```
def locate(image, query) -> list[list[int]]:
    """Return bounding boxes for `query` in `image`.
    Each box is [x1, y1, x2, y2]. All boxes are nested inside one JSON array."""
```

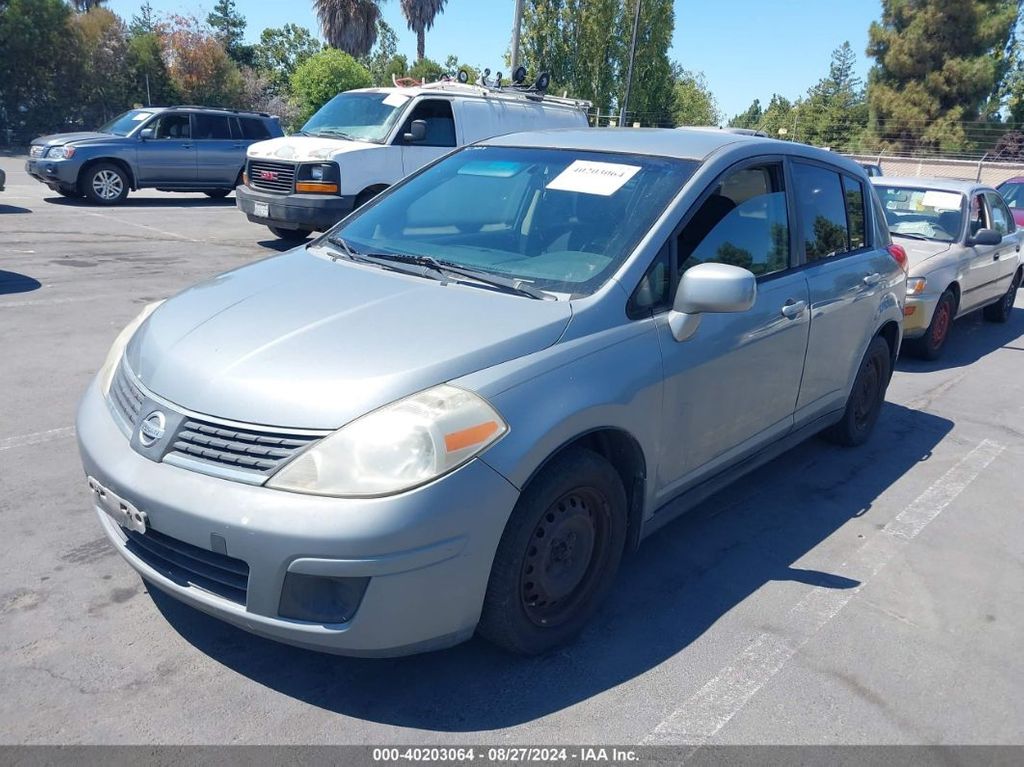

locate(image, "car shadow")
[[149, 402, 952, 732], [0, 204, 31, 215], [897, 294, 1024, 373], [43, 195, 237, 208], [0, 270, 42, 295]]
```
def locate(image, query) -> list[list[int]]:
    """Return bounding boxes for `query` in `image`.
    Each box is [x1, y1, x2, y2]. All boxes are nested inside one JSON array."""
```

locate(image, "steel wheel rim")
[[92, 170, 123, 200], [520, 487, 609, 628], [931, 300, 951, 347]]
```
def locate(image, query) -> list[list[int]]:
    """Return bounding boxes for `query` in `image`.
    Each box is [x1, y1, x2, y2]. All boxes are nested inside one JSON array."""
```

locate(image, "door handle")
[[180, 144, 193, 150], [781, 299, 806, 319], [862, 272, 882, 286]]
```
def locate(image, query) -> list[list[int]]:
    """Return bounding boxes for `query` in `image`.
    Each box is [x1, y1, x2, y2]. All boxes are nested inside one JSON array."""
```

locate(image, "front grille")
[[110, 360, 145, 428], [124, 527, 249, 604], [247, 160, 296, 193], [168, 419, 321, 475]]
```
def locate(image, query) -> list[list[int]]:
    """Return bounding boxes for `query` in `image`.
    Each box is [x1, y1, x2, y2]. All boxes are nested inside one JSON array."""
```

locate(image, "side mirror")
[[403, 119, 427, 143], [139, 128, 155, 141], [668, 262, 757, 342], [971, 228, 1002, 246]]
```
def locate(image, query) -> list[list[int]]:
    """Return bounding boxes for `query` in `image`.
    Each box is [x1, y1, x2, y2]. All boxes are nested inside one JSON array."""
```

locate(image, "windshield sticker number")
[[546, 160, 641, 196], [921, 190, 962, 211], [132, 112, 153, 121], [383, 93, 411, 108]]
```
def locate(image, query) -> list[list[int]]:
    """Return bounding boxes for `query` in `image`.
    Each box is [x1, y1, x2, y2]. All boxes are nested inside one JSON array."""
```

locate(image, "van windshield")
[[301, 92, 407, 143], [329, 146, 697, 298]]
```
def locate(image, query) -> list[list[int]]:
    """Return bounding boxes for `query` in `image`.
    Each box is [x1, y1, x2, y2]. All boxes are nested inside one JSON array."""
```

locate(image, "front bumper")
[[901, 293, 939, 339], [25, 157, 79, 188], [76, 377, 519, 656], [236, 185, 355, 232]]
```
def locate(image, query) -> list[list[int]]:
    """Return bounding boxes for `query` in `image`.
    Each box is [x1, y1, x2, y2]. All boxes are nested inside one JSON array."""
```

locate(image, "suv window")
[[192, 113, 232, 139], [150, 113, 191, 139], [985, 191, 1014, 235], [792, 162, 850, 261], [400, 99, 456, 147], [842, 175, 867, 250], [239, 117, 271, 141], [677, 164, 790, 277]]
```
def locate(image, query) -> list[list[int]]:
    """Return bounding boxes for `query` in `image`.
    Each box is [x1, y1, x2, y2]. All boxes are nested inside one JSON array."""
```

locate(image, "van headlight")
[[98, 301, 164, 395], [266, 384, 508, 497]]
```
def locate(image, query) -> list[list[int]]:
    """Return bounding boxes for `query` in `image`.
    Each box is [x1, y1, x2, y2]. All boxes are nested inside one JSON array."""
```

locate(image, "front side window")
[[792, 162, 849, 260], [985, 192, 1014, 235], [301, 92, 406, 143], [332, 146, 696, 298], [969, 193, 988, 237], [399, 99, 456, 147], [676, 164, 790, 277], [874, 185, 966, 243], [150, 114, 191, 140]]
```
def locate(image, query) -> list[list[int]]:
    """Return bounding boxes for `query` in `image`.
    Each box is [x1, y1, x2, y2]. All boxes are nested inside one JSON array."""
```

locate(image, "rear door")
[[397, 98, 457, 175], [792, 162, 895, 422], [192, 113, 243, 186], [983, 190, 1021, 301], [136, 112, 197, 184]]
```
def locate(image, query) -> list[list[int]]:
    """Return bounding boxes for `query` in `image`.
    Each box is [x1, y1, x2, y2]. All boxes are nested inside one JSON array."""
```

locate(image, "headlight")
[[310, 165, 325, 181], [906, 277, 927, 296], [47, 145, 74, 159], [267, 384, 508, 497], [30, 145, 45, 158], [98, 301, 164, 395]]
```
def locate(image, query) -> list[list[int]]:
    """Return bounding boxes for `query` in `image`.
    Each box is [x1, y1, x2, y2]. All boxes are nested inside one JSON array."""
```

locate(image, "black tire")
[[204, 189, 232, 199], [478, 448, 627, 655], [907, 288, 956, 360], [824, 335, 892, 447], [983, 269, 1021, 323], [56, 185, 83, 198], [80, 162, 129, 205], [355, 187, 384, 208], [268, 225, 312, 241]]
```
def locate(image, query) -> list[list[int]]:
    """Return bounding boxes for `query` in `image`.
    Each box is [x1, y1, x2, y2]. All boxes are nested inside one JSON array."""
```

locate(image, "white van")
[[235, 82, 591, 241]]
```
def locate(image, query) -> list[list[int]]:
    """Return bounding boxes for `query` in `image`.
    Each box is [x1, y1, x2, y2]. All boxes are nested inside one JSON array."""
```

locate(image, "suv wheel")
[[204, 189, 232, 199], [823, 335, 892, 447], [908, 288, 956, 360], [983, 270, 1021, 323], [478, 448, 627, 655], [268, 226, 311, 241], [81, 163, 129, 205], [56, 185, 83, 199]]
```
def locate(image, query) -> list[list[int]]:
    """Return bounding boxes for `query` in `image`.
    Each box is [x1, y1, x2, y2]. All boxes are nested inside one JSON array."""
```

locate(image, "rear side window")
[[676, 164, 790, 277], [842, 175, 867, 250], [792, 162, 849, 261], [239, 118, 272, 140], [192, 114, 232, 139]]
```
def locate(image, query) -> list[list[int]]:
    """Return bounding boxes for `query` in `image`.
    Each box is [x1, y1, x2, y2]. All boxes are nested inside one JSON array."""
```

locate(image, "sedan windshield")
[[98, 109, 155, 136], [329, 146, 696, 298], [301, 92, 406, 143], [874, 185, 965, 243]]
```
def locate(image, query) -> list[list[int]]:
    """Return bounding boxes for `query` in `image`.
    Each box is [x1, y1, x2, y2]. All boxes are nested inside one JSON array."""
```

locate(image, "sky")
[[104, 0, 883, 121]]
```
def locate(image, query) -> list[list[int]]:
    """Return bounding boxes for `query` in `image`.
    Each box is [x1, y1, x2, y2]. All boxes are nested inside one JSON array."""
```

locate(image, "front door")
[[136, 113, 197, 184], [653, 160, 810, 501], [960, 192, 1006, 311], [398, 99, 457, 175]]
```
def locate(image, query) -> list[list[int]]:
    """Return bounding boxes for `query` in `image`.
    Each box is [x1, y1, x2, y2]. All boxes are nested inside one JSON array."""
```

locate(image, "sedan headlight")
[[98, 301, 164, 395], [906, 277, 927, 296], [267, 384, 508, 497], [46, 145, 75, 159]]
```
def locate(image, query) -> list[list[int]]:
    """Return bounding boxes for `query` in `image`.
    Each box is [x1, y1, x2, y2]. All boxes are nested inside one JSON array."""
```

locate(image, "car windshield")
[[300, 92, 407, 143], [328, 146, 697, 298], [874, 185, 965, 243], [998, 181, 1024, 209], [98, 109, 156, 136]]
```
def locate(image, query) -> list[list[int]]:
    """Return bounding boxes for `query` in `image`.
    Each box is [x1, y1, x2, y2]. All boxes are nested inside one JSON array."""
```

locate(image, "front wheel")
[[983, 270, 1021, 323], [204, 189, 232, 199], [267, 225, 312, 241], [823, 335, 892, 447], [80, 162, 129, 205], [478, 448, 627, 655], [907, 288, 956, 360], [56, 185, 83, 198]]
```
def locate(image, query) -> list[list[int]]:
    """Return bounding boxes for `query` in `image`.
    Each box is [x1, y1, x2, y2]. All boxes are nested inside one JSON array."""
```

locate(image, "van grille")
[[123, 527, 249, 605], [168, 419, 321, 475], [247, 160, 295, 193], [109, 361, 145, 429]]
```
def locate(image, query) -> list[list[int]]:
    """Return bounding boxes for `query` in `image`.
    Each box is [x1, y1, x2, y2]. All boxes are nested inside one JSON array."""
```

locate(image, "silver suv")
[[77, 129, 907, 657]]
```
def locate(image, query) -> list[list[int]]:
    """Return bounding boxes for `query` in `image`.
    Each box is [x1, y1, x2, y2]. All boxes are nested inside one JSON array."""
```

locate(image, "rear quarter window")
[[239, 118, 272, 140]]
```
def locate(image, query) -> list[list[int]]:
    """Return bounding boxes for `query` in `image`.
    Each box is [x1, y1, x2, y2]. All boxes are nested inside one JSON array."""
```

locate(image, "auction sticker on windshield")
[[546, 160, 641, 196]]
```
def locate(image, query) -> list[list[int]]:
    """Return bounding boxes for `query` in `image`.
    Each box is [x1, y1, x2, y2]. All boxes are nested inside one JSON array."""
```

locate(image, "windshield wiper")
[[315, 129, 357, 140], [892, 232, 931, 241]]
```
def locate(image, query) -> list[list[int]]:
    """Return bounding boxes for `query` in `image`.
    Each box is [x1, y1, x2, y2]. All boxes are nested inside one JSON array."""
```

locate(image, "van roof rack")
[[391, 72, 592, 110]]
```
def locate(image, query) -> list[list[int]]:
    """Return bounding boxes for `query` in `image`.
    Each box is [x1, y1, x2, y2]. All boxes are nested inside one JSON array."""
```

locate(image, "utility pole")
[[619, 0, 642, 127], [511, 0, 524, 72], [145, 73, 152, 107]]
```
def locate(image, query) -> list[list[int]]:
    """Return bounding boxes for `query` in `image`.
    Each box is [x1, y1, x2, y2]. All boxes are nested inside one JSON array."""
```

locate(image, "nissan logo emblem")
[[138, 411, 167, 447]]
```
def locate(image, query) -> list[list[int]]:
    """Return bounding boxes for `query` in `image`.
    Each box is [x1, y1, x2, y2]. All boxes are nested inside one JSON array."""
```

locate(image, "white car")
[[236, 81, 591, 241]]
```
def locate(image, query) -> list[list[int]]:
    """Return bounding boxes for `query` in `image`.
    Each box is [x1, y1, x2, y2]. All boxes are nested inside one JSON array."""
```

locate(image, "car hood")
[[32, 132, 120, 147], [126, 248, 572, 429], [246, 135, 377, 162], [895, 238, 953, 270]]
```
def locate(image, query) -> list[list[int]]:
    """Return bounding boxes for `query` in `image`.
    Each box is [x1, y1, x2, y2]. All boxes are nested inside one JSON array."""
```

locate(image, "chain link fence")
[[844, 153, 1024, 186]]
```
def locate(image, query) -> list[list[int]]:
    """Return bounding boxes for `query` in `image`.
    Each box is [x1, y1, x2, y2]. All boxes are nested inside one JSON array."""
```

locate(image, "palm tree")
[[400, 0, 447, 62], [314, 0, 383, 58]]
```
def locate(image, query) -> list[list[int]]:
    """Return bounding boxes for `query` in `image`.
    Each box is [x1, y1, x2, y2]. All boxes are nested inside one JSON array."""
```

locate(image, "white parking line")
[[86, 211, 203, 243], [644, 438, 1005, 752], [0, 426, 76, 452], [0, 295, 96, 309]]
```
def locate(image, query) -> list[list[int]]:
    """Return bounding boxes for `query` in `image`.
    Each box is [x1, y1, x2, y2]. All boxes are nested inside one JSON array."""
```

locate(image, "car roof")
[[146, 105, 273, 118], [480, 127, 849, 163], [870, 176, 985, 194]]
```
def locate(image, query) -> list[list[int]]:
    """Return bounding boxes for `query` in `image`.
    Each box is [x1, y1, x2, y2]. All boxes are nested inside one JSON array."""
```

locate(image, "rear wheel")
[[80, 162, 129, 205], [908, 288, 956, 360], [478, 448, 627, 655], [268, 225, 312, 241], [983, 270, 1021, 323], [823, 335, 892, 447]]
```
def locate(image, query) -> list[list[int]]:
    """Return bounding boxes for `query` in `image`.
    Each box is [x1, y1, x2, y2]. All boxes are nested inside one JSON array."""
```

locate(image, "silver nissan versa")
[[77, 129, 907, 657]]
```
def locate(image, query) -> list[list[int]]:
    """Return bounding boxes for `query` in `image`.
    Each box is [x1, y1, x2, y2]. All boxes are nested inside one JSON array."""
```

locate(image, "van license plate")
[[87, 476, 148, 534], [253, 201, 269, 218]]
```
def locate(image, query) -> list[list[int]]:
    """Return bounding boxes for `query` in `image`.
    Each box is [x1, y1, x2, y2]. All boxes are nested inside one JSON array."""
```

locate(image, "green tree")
[[671, 67, 720, 126], [758, 94, 798, 139], [866, 0, 1018, 154], [126, 30, 179, 106], [315, 0, 383, 58], [290, 48, 373, 123], [400, 0, 447, 63], [207, 0, 253, 66], [729, 99, 763, 130], [254, 24, 323, 94], [362, 19, 409, 86], [129, 0, 158, 35], [618, 0, 675, 126], [72, 8, 133, 125], [161, 14, 244, 107], [799, 42, 868, 150], [407, 56, 445, 82]]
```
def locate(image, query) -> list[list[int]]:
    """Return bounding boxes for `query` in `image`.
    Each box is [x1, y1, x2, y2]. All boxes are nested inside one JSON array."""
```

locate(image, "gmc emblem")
[[258, 170, 279, 181]]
